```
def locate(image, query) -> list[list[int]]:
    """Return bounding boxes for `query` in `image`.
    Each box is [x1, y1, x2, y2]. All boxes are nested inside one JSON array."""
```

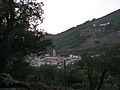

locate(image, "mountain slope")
[[47, 9, 120, 56]]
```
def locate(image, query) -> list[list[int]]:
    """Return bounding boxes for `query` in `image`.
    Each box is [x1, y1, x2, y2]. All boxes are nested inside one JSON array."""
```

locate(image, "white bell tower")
[[53, 49, 56, 56]]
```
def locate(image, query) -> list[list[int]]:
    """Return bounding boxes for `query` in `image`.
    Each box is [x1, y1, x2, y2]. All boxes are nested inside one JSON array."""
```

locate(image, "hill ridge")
[[46, 9, 120, 56]]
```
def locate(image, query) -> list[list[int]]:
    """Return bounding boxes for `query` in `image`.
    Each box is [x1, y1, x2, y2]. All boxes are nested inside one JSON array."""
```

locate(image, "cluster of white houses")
[[27, 49, 81, 68], [93, 22, 110, 27]]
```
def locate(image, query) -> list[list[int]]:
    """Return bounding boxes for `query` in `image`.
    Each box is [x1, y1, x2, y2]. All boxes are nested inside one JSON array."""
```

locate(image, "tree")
[[77, 43, 120, 90], [6, 56, 32, 81], [0, 0, 52, 73], [28, 64, 61, 86]]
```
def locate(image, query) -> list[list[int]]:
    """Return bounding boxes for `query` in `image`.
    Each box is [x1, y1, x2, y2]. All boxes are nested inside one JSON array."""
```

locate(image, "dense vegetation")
[[4, 43, 120, 90]]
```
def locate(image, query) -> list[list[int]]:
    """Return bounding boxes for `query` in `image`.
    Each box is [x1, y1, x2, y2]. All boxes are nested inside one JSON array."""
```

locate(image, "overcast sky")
[[38, 0, 120, 34]]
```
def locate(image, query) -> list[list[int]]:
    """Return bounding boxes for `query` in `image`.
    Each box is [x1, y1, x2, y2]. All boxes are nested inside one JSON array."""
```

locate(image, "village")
[[27, 49, 81, 68]]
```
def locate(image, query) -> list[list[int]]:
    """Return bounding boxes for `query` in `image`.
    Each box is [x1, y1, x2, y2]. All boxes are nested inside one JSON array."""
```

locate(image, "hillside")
[[46, 9, 120, 56]]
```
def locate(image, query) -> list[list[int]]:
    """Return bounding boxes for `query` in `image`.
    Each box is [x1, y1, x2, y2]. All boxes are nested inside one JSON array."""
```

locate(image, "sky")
[[38, 0, 120, 34]]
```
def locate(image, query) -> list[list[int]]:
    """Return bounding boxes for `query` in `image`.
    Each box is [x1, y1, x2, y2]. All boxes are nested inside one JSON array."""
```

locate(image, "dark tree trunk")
[[0, 46, 7, 73], [0, 0, 15, 74], [97, 69, 107, 90], [88, 71, 95, 90]]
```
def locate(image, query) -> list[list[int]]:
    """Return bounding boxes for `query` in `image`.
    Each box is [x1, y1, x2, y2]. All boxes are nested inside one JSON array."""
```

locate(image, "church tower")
[[53, 49, 56, 56]]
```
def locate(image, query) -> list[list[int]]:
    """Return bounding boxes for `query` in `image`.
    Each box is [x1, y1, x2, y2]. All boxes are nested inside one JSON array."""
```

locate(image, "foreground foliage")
[[0, 0, 52, 73]]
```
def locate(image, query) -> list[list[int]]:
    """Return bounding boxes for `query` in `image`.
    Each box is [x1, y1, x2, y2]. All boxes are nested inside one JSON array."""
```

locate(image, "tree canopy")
[[0, 0, 52, 73]]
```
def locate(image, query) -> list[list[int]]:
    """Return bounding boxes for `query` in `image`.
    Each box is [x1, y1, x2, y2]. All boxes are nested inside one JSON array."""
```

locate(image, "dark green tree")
[[0, 0, 52, 73], [77, 43, 120, 90]]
